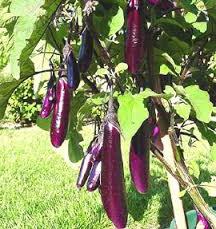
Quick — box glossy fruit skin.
[67,50,80,90]
[125,0,145,74]
[77,153,93,188]
[40,87,55,118]
[78,28,93,73]
[87,161,101,191]
[101,102,128,229]
[129,120,151,193]
[50,77,70,148]
[197,212,210,229]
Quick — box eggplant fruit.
[50,77,70,148]
[101,98,128,229]
[87,161,101,192]
[130,120,151,193]
[66,48,80,90]
[40,87,55,118]
[78,28,93,73]
[125,0,145,74]
[197,211,210,229]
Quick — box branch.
[180,39,208,82]
[81,73,100,93]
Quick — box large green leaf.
[185,85,213,123]
[68,92,87,163]
[0,59,34,119]
[8,0,63,80]
[117,92,149,142]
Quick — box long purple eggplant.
[78,27,93,73]
[125,0,145,75]
[87,161,101,192]
[50,76,70,148]
[77,153,93,188]
[65,44,80,90]
[130,120,151,193]
[101,98,128,229]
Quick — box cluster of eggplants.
[147,0,175,10]
[76,136,102,191]
[129,120,151,193]
[125,0,145,75]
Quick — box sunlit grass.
[0,126,215,228]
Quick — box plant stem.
[146,30,187,229]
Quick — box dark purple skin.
[67,50,80,90]
[50,77,70,148]
[87,161,101,192]
[40,87,55,118]
[78,28,93,73]
[77,153,93,188]
[101,100,128,229]
[197,211,210,229]
[129,120,151,194]
[125,0,145,74]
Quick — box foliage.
[5,78,41,123]
[1,0,216,225]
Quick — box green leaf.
[210,143,216,161]
[108,6,124,36]
[192,22,207,33]
[174,102,191,120]
[8,0,62,79]
[184,12,197,23]
[201,177,216,197]
[185,85,213,123]
[95,68,109,76]
[178,189,186,198]
[0,59,34,119]
[68,92,87,163]
[115,63,128,74]
[117,92,149,142]
[36,116,51,131]
[189,161,200,179]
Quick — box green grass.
[0,126,215,229]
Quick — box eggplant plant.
[2,0,216,228]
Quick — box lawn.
[0,126,215,229]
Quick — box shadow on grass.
[127,166,215,228]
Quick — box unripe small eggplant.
[40,87,55,118]
[125,0,145,74]
[50,77,70,148]
[78,28,93,73]
[87,161,101,192]
[101,98,128,229]
[40,71,56,118]
[130,120,151,193]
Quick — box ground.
[0,126,215,229]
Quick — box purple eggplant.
[125,0,145,75]
[65,45,80,90]
[101,98,128,229]
[78,28,93,73]
[77,153,93,188]
[130,120,151,193]
[87,161,101,192]
[40,71,56,118]
[50,76,70,148]
[197,211,210,229]
[152,124,164,151]
[40,87,55,118]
